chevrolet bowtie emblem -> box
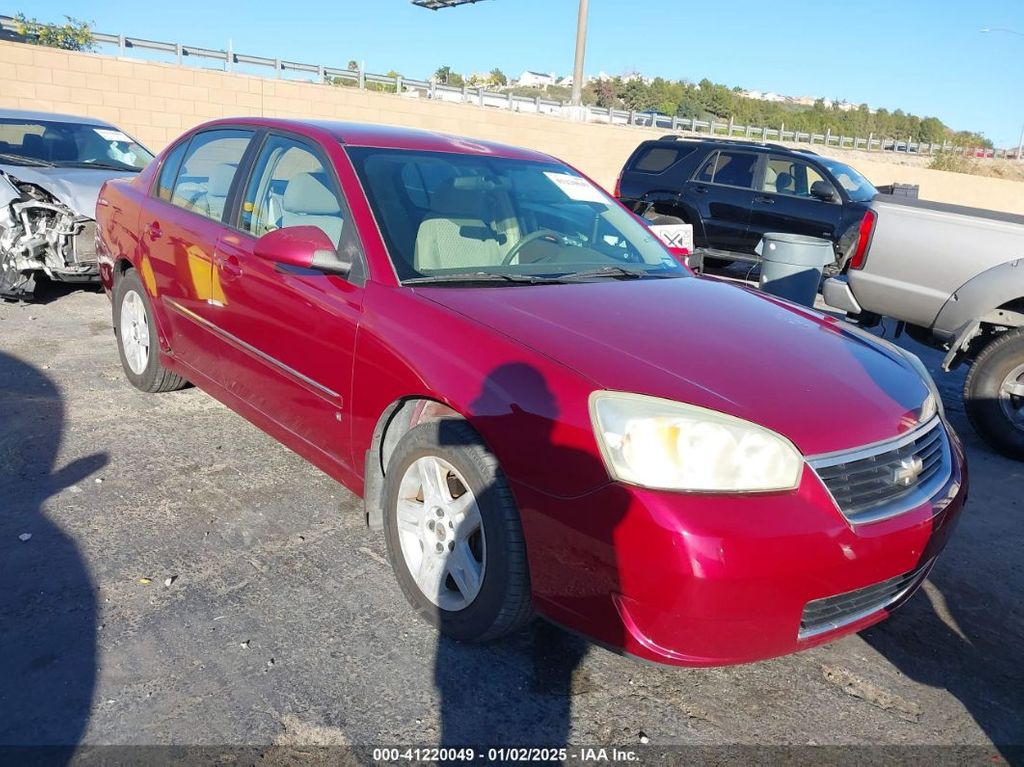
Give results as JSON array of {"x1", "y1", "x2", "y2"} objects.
[{"x1": 893, "y1": 456, "x2": 924, "y2": 487}]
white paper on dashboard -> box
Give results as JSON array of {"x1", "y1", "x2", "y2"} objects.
[
  {"x1": 543, "y1": 172, "x2": 608, "y2": 203},
  {"x1": 94, "y1": 128, "x2": 133, "y2": 143}
]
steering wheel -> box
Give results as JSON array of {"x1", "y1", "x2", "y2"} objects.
[{"x1": 501, "y1": 229, "x2": 571, "y2": 266}]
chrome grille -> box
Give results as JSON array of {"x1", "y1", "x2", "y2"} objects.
[
  {"x1": 799, "y1": 559, "x2": 933, "y2": 639},
  {"x1": 809, "y1": 418, "x2": 951, "y2": 525}
]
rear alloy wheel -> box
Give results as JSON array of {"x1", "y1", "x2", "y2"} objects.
[
  {"x1": 113, "y1": 269, "x2": 187, "y2": 393},
  {"x1": 964, "y1": 328, "x2": 1024, "y2": 460},
  {"x1": 382, "y1": 419, "x2": 532, "y2": 641}
]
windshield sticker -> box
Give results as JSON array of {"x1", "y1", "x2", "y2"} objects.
[
  {"x1": 543, "y1": 172, "x2": 608, "y2": 203},
  {"x1": 94, "y1": 128, "x2": 133, "y2": 143}
]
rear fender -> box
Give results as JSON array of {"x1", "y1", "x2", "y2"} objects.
[{"x1": 932, "y1": 259, "x2": 1024, "y2": 337}]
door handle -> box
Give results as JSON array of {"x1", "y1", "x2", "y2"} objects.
[
  {"x1": 147, "y1": 221, "x2": 162, "y2": 240},
  {"x1": 754, "y1": 196, "x2": 775, "y2": 204},
  {"x1": 216, "y1": 253, "x2": 242, "y2": 279},
  {"x1": 693, "y1": 185, "x2": 709, "y2": 194}
]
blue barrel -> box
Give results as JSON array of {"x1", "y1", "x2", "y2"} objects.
[{"x1": 755, "y1": 233, "x2": 835, "y2": 307}]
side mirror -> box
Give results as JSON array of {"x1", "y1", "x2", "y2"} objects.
[
  {"x1": 810, "y1": 180, "x2": 838, "y2": 202},
  {"x1": 253, "y1": 226, "x2": 350, "y2": 276}
]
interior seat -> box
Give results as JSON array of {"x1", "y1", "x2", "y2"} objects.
[
  {"x1": 413, "y1": 178, "x2": 513, "y2": 272},
  {"x1": 281, "y1": 172, "x2": 344, "y2": 245},
  {"x1": 775, "y1": 171, "x2": 795, "y2": 195},
  {"x1": 21, "y1": 134, "x2": 45, "y2": 159}
]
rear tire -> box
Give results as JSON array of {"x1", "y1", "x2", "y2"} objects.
[
  {"x1": 113, "y1": 269, "x2": 187, "y2": 393},
  {"x1": 382, "y1": 419, "x2": 533, "y2": 642},
  {"x1": 963, "y1": 328, "x2": 1024, "y2": 460}
]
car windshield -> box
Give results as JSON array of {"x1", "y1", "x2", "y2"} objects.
[
  {"x1": 0, "y1": 117, "x2": 153, "y2": 171},
  {"x1": 819, "y1": 158, "x2": 877, "y2": 202},
  {"x1": 345, "y1": 147, "x2": 688, "y2": 284}
]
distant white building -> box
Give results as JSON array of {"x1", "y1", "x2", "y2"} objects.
[{"x1": 516, "y1": 70, "x2": 557, "y2": 88}]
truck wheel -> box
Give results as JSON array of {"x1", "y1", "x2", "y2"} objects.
[
  {"x1": 963, "y1": 328, "x2": 1024, "y2": 460},
  {"x1": 113, "y1": 269, "x2": 187, "y2": 393},
  {"x1": 382, "y1": 419, "x2": 533, "y2": 642}
]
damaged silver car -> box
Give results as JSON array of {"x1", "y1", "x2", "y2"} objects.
[{"x1": 0, "y1": 109, "x2": 153, "y2": 299}]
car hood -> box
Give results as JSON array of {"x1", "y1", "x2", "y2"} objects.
[
  {"x1": 418, "y1": 277, "x2": 931, "y2": 456},
  {"x1": 0, "y1": 164, "x2": 138, "y2": 218}
]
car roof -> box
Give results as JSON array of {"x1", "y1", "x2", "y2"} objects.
[
  {"x1": 0, "y1": 107, "x2": 117, "y2": 127},
  {"x1": 192, "y1": 117, "x2": 558, "y2": 163}
]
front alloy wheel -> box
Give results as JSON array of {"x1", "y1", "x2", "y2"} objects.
[
  {"x1": 396, "y1": 455, "x2": 486, "y2": 611},
  {"x1": 382, "y1": 419, "x2": 533, "y2": 641}
]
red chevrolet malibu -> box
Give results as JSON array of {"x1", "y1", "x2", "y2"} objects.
[{"x1": 96, "y1": 118, "x2": 966, "y2": 666}]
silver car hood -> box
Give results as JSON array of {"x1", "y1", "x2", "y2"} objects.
[{"x1": 0, "y1": 163, "x2": 138, "y2": 218}]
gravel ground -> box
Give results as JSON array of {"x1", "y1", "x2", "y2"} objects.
[{"x1": 0, "y1": 281, "x2": 1021, "y2": 762}]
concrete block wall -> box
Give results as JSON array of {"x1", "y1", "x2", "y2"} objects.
[{"x1": 2, "y1": 40, "x2": 1022, "y2": 214}]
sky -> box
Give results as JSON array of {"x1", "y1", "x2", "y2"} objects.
[{"x1": 28, "y1": 0, "x2": 1024, "y2": 147}]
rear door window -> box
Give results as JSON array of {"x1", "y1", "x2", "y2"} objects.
[
  {"x1": 169, "y1": 129, "x2": 253, "y2": 222},
  {"x1": 156, "y1": 140, "x2": 189, "y2": 202},
  {"x1": 704, "y1": 151, "x2": 758, "y2": 189}
]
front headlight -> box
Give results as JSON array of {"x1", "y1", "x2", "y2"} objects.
[{"x1": 589, "y1": 392, "x2": 804, "y2": 492}]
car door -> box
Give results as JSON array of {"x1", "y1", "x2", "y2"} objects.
[
  {"x1": 209, "y1": 132, "x2": 366, "y2": 474},
  {"x1": 681, "y1": 149, "x2": 761, "y2": 253},
  {"x1": 141, "y1": 128, "x2": 255, "y2": 372},
  {"x1": 749, "y1": 155, "x2": 842, "y2": 245}
]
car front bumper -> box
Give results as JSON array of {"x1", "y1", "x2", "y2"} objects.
[{"x1": 511, "y1": 422, "x2": 967, "y2": 666}]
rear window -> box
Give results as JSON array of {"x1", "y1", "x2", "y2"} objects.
[
  {"x1": 694, "y1": 150, "x2": 758, "y2": 189},
  {"x1": 631, "y1": 145, "x2": 694, "y2": 173}
]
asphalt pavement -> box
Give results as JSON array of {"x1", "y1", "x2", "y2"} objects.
[{"x1": 0, "y1": 281, "x2": 1021, "y2": 763}]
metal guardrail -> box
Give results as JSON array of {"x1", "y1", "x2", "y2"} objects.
[{"x1": 4, "y1": 22, "x2": 1014, "y2": 160}]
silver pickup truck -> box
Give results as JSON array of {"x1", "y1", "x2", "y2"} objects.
[{"x1": 823, "y1": 195, "x2": 1024, "y2": 459}]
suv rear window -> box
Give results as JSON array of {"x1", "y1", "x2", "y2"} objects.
[{"x1": 631, "y1": 145, "x2": 694, "y2": 173}]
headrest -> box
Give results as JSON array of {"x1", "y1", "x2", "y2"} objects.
[
  {"x1": 283, "y1": 172, "x2": 341, "y2": 215},
  {"x1": 430, "y1": 177, "x2": 489, "y2": 218},
  {"x1": 775, "y1": 172, "x2": 795, "y2": 192},
  {"x1": 22, "y1": 134, "x2": 44, "y2": 156},
  {"x1": 208, "y1": 163, "x2": 238, "y2": 197}
]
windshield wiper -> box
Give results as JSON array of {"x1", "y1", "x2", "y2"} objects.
[
  {"x1": 0, "y1": 153, "x2": 56, "y2": 168},
  {"x1": 60, "y1": 160, "x2": 139, "y2": 172},
  {"x1": 404, "y1": 272, "x2": 568, "y2": 286},
  {"x1": 560, "y1": 265, "x2": 683, "y2": 281}
]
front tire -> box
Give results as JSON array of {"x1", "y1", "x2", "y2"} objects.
[
  {"x1": 113, "y1": 269, "x2": 187, "y2": 393},
  {"x1": 963, "y1": 328, "x2": 1024, "y2": 460},
  {"x1": 382, "y1": 419, "x2": 533, "y2": 642}
]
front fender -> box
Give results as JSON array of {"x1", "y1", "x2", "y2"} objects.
[{"x1": 932, "y1": 259, "x2": 1024, "y2": 336}]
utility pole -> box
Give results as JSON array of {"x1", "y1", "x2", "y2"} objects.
[
  {"x1": 570, "y1": 0, "x2": 589, "y2": 107},
  {"x1": 1018, "y1": 122, "x2": 1024, "y2": 161}
]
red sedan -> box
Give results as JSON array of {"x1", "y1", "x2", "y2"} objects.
[{"x1": 96, "y1": 118, "x2": 967, "y2": 666}]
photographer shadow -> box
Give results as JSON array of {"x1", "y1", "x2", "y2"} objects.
[
  {"x1": 432, "y1": 363, "x2": 629, "y2": 754},
  {"x1": 0, "y1": 351, "x2": 107, "y2": 757}
]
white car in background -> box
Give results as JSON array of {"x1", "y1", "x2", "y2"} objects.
[{"x1": 0, "y1": 108, "x2": 153, "y2": 298}]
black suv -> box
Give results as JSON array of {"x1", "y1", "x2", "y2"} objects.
[{"x1": 616, "y1": 136, "x2": 877, "y2": 263}]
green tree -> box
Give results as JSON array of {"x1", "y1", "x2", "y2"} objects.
[
  {"x1": 15, "y1": 13, "x2": 95, "y2": 51},
  {"x1": 489, "y1": 68, "x2": 507, "y2": 86},
  {"x1": 434, "y1": 65, "x2": 452, "y2": 84},
  {"x1": 347, "y1": 60, "x2": 359, "y2": 71}
]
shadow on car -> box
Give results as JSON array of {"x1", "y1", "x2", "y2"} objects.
[
  {"x1": 0, "y1": 351, "x2": 107, "y2": 758},
  {"x1": 433, "y1": 363, "x2": 628, "y2": 751}
]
